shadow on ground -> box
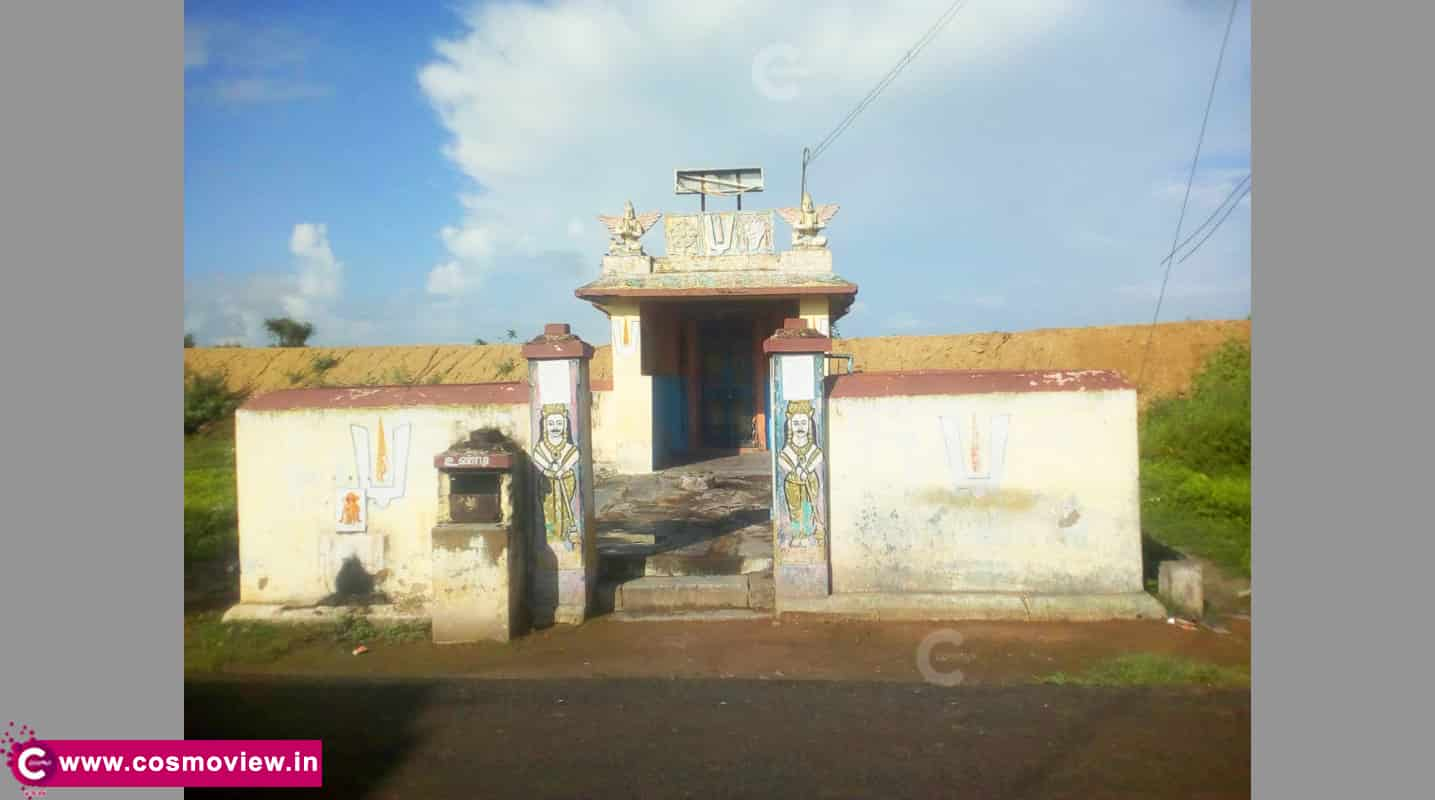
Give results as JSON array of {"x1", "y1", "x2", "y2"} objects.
[
  {"x1": 186, "y1": 677, "x2": 435, "y2": 799},
  {"x1": 186, "y1": 676, "x2": 1250, "y2": 799}
]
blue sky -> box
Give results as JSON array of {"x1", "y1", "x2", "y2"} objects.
[{"x1": 184, "y1": 0, "x2": 1250, "y2": 347}]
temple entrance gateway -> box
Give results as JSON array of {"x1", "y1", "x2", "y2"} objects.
[
  {"x1": 643, "y1": 298, "x2": 791, "y2": 465},
  {"x1": 578, "y1": 165, "x2": 856, "y2": 475}
]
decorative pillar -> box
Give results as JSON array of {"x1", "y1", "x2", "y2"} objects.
[
  {"x1": 523, "y1": 323, "x2": 596, "y2": 626},
  {"x1": 764, "y1": 318, "x2": 832, "y2": 603}
]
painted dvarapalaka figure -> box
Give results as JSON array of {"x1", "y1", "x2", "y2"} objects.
[
  {"x1": 532, "y1": 403, "x2": 581, "y2": 550},
  {"x1": 777, "y1": 400, "x2": 826, "y2": 547}
]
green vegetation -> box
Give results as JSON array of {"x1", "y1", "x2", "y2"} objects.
[
  {"x1": 264, "y1": 316, "x2": 315, "y2": 347},
  {"x1": 183, "y1": 368, "x2": 247, "y2": 435},
  {"x1": 1140, "y1": 339, "x2": 1251, "y2": 575},
  {"x1": 282, "y1": 354, "x2": 344, "y2": 387},
  {"x1": 333, "y1": 611, "x2": 430, "y2": 648},
  {"x1": 185, "y1": 422, "x2": 238, "y2": 565},
  {"x1": 1040, "y1": 652, "x2": 1249, "y2": 688},
  {"x1": 184, "y1": 332, "x2": 195, "y2": 348},
  {"x1": 185, "y1": 612, "x2": 329, "y2": 672},
  {"x1": 353, "y1": 364, "x2": 451, "y2": 386},
  {"x1": 185, "y1": 610, "x2": 430, "y2": 672},
  {"x1": 382, "y1": 366, "x2": 416, "y2": 385},
  {"x1": 495, "y1": 358, "x2": 518, "y2": 378}
]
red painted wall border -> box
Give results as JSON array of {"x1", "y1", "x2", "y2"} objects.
[
  {"x1": 826, "y1": 369, "x2": 1134, "y2": 399},
  {"x1": 241, "y1": 382, "x2": 529, "y2": 411}
]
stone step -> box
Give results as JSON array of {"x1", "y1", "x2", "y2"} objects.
[
  {"x1": 598, "y1": 553, "x2": 773, "y2": 580},
  {"x1": 646, "y1": 553, "x2": 772, "y2": 577},
  {"x1": 611, "y1": 575, "x2": 752, "y2": 613},
  {"x1": 608, "y1": 609, "x2": 772, "y2": 622}
]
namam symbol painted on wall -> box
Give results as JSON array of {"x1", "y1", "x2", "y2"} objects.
[
  {"x1": 776, "y1": 399, "x2": 826, "y2": 548},
  {"x1": 336, "y1": 417, "x2": 412, "y2": 533},
  {"x1": 613, "y1": 317, "x2": 640, "y2": 358},
  {"x1": 374, "y1": 418, "x2": 389, "y2": 482},
  {"x1": 533, "y1": 403, "x2": 582, "y2": 550},
  {"x1": 704, "y1": 213, "x2": 736, "y2": 255},
  {"x1": 349, "y1": 418, "x2": 412, "y2": 508}
]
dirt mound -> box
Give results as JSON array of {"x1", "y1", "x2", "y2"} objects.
[
  {"x1": 835, "y1": 319, "x2": 1249, "y2": 404},
  {"x1": 184, "y1": 320, "x2": 1247, "y2": 405},
  {"x1": 182, "y1": 343, "x2": 561, "y2": 396}
]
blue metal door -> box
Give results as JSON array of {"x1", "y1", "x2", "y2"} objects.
[{"x1": 698, "y1": 319, "x2": 755, "y2": 449}]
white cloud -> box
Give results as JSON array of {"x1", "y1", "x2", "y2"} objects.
[
  {"x1": 425, "y1": 261, "x2": 471, "y2": 297},
  {"x1": 184, "y1": 1, "x2": 1250, "y2": 345},
  {"x1": 184, "y1": 19, "x2": 329, "y2": 105},
  {"x1": 285, "y1": 223, "x2": 343, "y2": 316},
  {"x1": 415, "y1": 0, "x2": 1078, "y2": 299},
  {"x1": 185, "y1": 223, "x2": 371, "y2": 346}
]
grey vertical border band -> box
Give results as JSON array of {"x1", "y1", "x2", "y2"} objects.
[
  {"x1": 0, "y1": 2, "x2": 182, "y2": 794},
  {"x1": 1257, "y1": 2, "x2": 1432, "y2": 798}
]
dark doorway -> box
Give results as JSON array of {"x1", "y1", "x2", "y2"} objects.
[{"x1": 698, "y1": 318, "x2": 756, "y2": 449}]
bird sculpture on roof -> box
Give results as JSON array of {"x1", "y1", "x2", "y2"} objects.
[
  {"x1": 776, "y1": 192, "x2": 839, "y2": 249},
  {"x1": 597, "y1": 200, "x2": 662, "y2": 256}
]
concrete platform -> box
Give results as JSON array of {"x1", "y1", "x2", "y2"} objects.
[{"x1": 776, "y1": 592, "x2": 1167, "y2": 622}]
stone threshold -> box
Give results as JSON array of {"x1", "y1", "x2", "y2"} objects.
[
  {"x1": 776, "y1": 592, "x2": 1167, "y2": 622},
  {"x1": 604, "y1": 609, "x2": 773, "y2": 623}
]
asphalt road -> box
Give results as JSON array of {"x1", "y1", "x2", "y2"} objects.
[{"x1": 185, "y1": 676, "x2": 1249, "y2": 799}]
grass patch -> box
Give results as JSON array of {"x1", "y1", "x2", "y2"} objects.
[
  {"x1": 184, "y1": 610, "x2": 431, "y2": 673},
  {"x1": 1040, "y1": 653, "x2": 1249, "y2": 688},
  {"x1": 185, "y1": 611, "x2": 330, "y2": 672},
  {"x1": 332, "y1": 611, "x2": 430, "y2": 647},
  {"x1": 185, "y1": 422, "x2": 237, "y2": 566},
  {"x1": 1140, "y1": 338, "x2": 1250, "y2": 575}
]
